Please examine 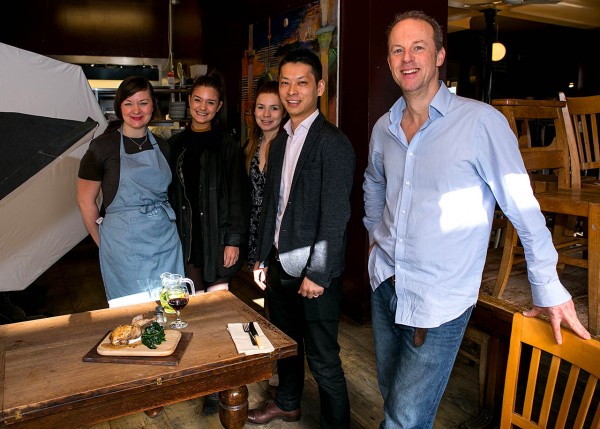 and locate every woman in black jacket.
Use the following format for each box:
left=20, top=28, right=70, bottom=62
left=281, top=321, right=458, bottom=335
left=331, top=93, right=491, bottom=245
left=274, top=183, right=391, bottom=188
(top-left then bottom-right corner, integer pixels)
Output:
left=169, top=73, right=247, bottom=293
